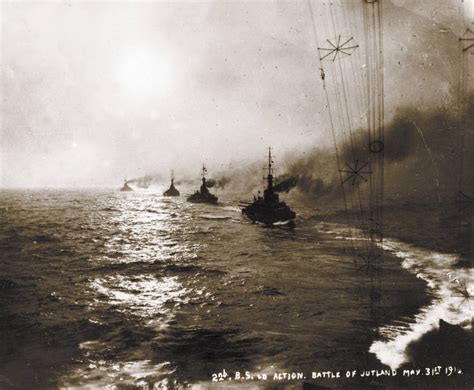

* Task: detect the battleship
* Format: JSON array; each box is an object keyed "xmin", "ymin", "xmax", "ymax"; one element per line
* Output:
[
  {"xmin": 242, "ymin": 148, "xmax": 296, "ymax": 226},
  {"xmin": 120, "ymin": 180, "xmax": 133, "ymax": 192},
  {"xmin": 163, "ymin": 171, "xmax": 180, "ymax": 197},
  {"xmin": 136, "ymin": 176, "xmax": 151, "ymax": 189},
  {"xmin": 187, "ymin": 165, "xmax": 218, "ymax": 204}
]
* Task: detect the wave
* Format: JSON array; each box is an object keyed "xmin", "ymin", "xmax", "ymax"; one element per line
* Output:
[
  {"xmin": 199, "ymin": 214, "xmax": 232, "ymax": 220},
  {"xmin": 370, "ymin": 239, "xmax": 472, "ymax": 370},
  {"xmin": 89, "ymin": 275, "xmax": 189, "ymax": 329},
  {"xmin": 315, "ymin": 221, "xmax": 473, "ymax": 370},
  {"xmin": 60, "ymin": 359, "xmax": 173, "ymax": 389},
  {"xmin": 220, "ymin": 205, "xmax": 242, "ymax": 213}
]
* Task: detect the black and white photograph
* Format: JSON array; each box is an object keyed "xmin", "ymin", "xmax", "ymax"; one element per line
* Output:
[{"xmin": 0, "ymin": 0, "xmax": 473, "ymax": 388}]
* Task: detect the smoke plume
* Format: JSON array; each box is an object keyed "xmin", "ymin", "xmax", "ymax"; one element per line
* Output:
[{"xmin": 275, "ymin": 96, "xmax": 474, "ymax": 204}]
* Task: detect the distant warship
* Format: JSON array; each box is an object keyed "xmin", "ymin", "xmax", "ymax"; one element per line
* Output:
[
  {"xmin": 120, "ymin": 180, "xmax": 133, "ymax": 192},
  {"xmin": 242, "ymin": 148, "xmax": 295, "ymax": 226},
  {"xmin": 163, "ymin": 171, "xmax": 180, "ymax": 197},
  {"xmin": 187, "ymin": 165, "xmax": 218, "ymax": 204},
  {"xmin": 137, "ymin": 177, "xmax": 151, "ymax": 189}
]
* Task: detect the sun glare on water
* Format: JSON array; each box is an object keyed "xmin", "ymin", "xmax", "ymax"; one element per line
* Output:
[{"xmin": 115, "ymin": 47, "xmax": 175, "ymax": 101}]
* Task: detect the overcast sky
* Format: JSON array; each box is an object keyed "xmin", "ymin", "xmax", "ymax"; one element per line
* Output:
[{"xmin": 1, "ymin": 0, "xmax": 472, "ymax": 187}]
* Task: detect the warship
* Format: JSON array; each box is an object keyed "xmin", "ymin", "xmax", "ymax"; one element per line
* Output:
[
  {"xmin": 163, "ymin": 171, "xmax": 180, "ymax": 197},
  {"xmin": 242, "ymin": 148, "xmax": 296, "ymax": 226},
  {"xmin": 120, "ymin": 180, "xmax": 133, "ymax": 192},
  {"xmin": 136, "ymin": 176, "xmax": 151, "ymax": 189},
  {"xmin": 187, "ymin": 165, "xmax": 218, "ymax": 204}
]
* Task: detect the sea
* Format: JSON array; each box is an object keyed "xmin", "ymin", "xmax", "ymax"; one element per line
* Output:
[{"xmin": 0, "ymin": 188, "xmax": 472, "ymax": 389}]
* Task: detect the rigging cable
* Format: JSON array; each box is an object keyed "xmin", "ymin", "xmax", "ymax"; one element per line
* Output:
[
  {"xmin": 328, "ymin": 1, "xmax": 372, "ymax": 256},
  {"xmin": 307, "ymin": 0, "xmax": 355, "ymax": 253}
]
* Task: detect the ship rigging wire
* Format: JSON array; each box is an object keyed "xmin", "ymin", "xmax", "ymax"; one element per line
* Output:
[
  {"xmin": 307, "ymin": 0, "xmax": 385, "ymax": 280},
  {"xmin": 457, "ymin": 0, "xmax": 474, "ymax": 198}
]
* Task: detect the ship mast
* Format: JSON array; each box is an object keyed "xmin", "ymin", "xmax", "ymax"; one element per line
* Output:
[
  {"xmin": 201, "ymin": 165, "xmax": 207, "ymax": 186},
  {"xmin": 266, "ymin": 147, "xmax": 274, "ymax": 191},
  {"xmin": 171, "ymin": 170, "xmax": 175, "ymax": 186},
  {"xmin": 262, "ymin": 147, "xmax": 278, "ymax": 203}
]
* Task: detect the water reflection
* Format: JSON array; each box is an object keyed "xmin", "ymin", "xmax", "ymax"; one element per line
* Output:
[
  {"xmin": 61, "ymin": 359, "xmax": 174, "ymax": 389},
  {"xmin": 61, "ymin": 193, "xmax": 194, "ymax": 388},
  {"xmin": 90, "ymin": 275, "xmax": 189, "ymax": 328}
]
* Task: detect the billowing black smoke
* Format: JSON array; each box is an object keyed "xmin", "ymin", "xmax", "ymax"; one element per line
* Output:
[
  {"xmin": 273, "ymin": 175, "xmax": 298, "ymax": 193},
  {"xmin": 207, "ymin": 176, "xmax": 232, "ymax": 189},
  {"xmin": 279, "ymin": 96, "xmax": 473, "ymax": 203},
  {"xmin": 205, "ymin": 176, "xmax": 231, "ymax": 189},
  {"xmin": 216, "ymin": 176, "xmax": 231, "ymax": 189}
]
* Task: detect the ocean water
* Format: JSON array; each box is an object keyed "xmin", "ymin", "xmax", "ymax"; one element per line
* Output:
[{"xmin": 0, "ymin": 189, "xmax": 471, "ymax": 389}]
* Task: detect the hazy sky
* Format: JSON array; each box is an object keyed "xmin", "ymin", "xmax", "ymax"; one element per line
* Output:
[{"xmin": 1, "ymin": 0, "xmax": 472, "ymax": 187}]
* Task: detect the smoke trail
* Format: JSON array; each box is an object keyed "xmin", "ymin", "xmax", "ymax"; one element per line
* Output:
[{"xmin": 276, "ymin": 98, "xmax": 473, "ymax": 204}]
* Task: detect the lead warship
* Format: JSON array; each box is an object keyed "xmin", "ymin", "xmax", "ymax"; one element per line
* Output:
[
  {"xmin": 242, "ymin": 148, "xmax": 296, "ymax": 226},
  {"xmin": 187, "ymin": 165, "xmax": 218, "ymax": 204},
  {"xmin": 163, "ymin": 171, "xmax": 180, "ymax": 197}
]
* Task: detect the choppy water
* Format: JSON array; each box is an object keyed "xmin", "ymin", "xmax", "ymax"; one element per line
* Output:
[
  {"xmin": 371, "ymin": 238, "xmax": 473, "ymax": 370},
  {"xmin": 0, "ymin": 189, "xmax": 471, "ymax": 389}
]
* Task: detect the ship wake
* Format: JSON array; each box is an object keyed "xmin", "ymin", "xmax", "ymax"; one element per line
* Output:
[
  {"xmin": 370, "ymin": 239, "xmax": 472, "ymax": 370},
  {"xmin": 316, "ymin": 222, "xmax": 473, "ymax": 370}
]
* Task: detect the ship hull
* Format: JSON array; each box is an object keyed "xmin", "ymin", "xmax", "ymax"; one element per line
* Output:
[
  {"xmin": 187, "ymin": 194, "xmax": 218, "ymax": 204},
  {"xmin": 163, "ymin": 189, "xmax": 180, "ymax": 197},
  {"xmin": 242, "ymin": 205, "xmax": 295, "ymax": 226}
]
